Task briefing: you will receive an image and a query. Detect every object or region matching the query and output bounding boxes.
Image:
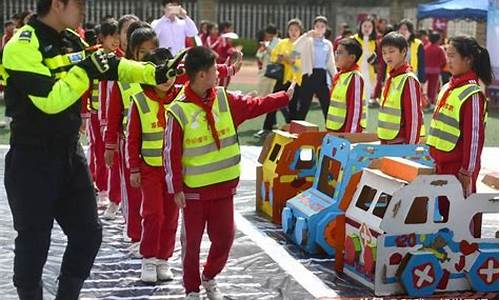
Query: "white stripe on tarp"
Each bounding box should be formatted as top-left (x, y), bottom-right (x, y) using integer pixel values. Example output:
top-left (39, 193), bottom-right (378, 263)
top-left (234, 212), bottom-right (338, 298)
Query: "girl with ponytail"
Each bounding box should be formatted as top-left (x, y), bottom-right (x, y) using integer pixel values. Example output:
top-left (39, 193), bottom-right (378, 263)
top-left (427, 35), bottom-right (493, 237)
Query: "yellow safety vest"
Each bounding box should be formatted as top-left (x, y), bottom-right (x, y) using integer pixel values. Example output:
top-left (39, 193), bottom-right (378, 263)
top-left (326, 70), bottom-right (367, 131)
top-left (409, 39), bottom-right (422, 77)
top-left (88, 79), bottom-right (99, 111)
top-left (427, 83), bottom-right (483, 152)
top-left (377, 72), bottom-right (419, 141)
top-left (133, 90), bottom-right (170, 167)
top-left (167, 87), bottom-right (241, 188)
top-left (352, 34), bottom-right (377, 82)
top-left (117, 82), bottom-right (142, 128)
top-left (0, 63), bottom-right (7, 86)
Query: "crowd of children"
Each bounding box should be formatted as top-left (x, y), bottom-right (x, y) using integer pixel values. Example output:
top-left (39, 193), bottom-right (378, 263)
top-left (28, 3), bottom-right (292, 299)
top-left (0, 2), bottom-right (493, 299)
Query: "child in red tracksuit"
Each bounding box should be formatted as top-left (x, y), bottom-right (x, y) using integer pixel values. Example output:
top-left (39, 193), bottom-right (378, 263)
top-left (427, 36), bottom-right (491, 237)
top-left (104, 27), bottom-right (159, 255)
top-left (164, 46), bottom-right (295, 300)
top-left (326, 38), bottom-right (365, 133)
top-left (377, 32), bottom-right (423, 145)
top-left (103, 17), bottom-right (136, 219)
top-left (127, 48), bottom-right (181, 283)
top-left (101, 78), bottom-right (123, 219)
top-left (86, 20), bottom-right (122, 207)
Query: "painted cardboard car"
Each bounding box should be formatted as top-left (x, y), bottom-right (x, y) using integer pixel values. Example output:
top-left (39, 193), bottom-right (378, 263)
top-left (343, 157), bottom-right (499, 297)
top-left (256, 121), bottom-right (328, 224)
top-left (281, 135), bottom-right (434, 269)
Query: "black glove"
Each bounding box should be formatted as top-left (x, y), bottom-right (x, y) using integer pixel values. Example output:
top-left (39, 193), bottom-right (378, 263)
top-left (155, 49), bottom-right (188, 84)
top-left (77, 49), bottom-right (110, 80)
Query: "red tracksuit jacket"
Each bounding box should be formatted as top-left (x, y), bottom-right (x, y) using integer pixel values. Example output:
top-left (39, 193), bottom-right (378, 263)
top-left (429, 70), bottom-right (485, 176)
top-left (164, 84), bottom-right (289, 200)
top-left (106, 64), bottom-right (236, 150)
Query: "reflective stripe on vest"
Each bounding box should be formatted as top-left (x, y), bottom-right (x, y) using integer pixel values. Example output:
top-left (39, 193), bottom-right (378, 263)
top-left (133, 90), bottom-right (169, 167)
top-left (427, 83), bottom-right (483, 152)
top-left (89, 80), bottom-right (99, 111)
top-left (167, 86), bottom-right (241, 188)
top-left (117, 82), bottom-right (142, 130)
top-left (326, 70), bottom-right (366, 131)
top-left (377, 72), bottom-right (418, 140)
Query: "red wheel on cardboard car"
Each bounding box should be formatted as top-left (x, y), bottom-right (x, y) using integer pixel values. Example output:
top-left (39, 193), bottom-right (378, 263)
top-left (344, 234), bottom-right (361, 265)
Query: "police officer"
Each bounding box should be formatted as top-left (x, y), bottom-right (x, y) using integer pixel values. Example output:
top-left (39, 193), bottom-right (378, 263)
top-left (1, 0), bottom-right (182, 299)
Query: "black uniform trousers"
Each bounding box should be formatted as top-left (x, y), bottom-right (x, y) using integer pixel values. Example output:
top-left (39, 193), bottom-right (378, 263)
top-left (4, 138), bottom-right (102, 299)
top-left (296, 68), bottom-right (330, 121)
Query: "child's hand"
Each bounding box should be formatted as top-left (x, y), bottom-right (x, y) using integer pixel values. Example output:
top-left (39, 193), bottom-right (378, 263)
top-left (130, 172), bottom-right (141, 188)
top-left (104, 149), bottom-right (115, 167)
top-left (286, 82), bottom-right (297, 100)
top-left (307, 30), bottom-right (315, 38)
top-left (457, 170), bottom-right (472, 198)
top-left (174, 192), bottom-right (186, 209)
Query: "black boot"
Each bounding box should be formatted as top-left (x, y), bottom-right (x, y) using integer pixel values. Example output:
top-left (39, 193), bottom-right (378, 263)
top-left (16, 284), bottom-right (42, 300)
top-left (55, 276), bottom-right (85, 300)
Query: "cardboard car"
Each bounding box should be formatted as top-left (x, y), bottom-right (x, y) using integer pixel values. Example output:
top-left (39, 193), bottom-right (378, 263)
top-left (256, 121), bottom-right (328, 224)
top-left (281, 136), bottom-right (434, 270)
top-left (343, 157), bottom-right (499, 297)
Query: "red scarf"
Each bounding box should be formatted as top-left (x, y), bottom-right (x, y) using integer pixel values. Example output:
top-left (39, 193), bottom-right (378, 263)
top-left (381, 63), bottom-right (412, 108)
top-left (185, 84), bottom-right (222, 150)
top-left (434, 70), bottom-right (479, 118)
top-left (143, 86), bottom-right (176, 129)
top-left (332, 64), bottom-right (359, 89)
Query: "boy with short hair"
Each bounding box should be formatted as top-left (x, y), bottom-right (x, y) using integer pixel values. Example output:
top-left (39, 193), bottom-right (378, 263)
top-left (164, 46), bottom-right (295, 300)
top-left (326, 38), bottom-right (366, 133)
top-left (377, 32), bottom-right (423, 144)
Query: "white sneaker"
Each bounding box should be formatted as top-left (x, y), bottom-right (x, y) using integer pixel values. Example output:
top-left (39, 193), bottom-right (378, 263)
top-left (185, 292), bottom-right (200, 300)
top-left (97, 191), bottom-right (109, 209)
top-left (140, 258), bottom-right (157, 283)
top-left (128, 242), bottom-right (142, 258)
top-left (156, 259), bottom-right (174, 281)
top-left (202, 277), bottom-right (224, 300)
top-left (103, 202), bottom-right (119, 220)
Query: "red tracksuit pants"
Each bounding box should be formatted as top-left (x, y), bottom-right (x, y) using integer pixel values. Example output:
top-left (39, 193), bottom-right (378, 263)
top-left (88, 112), bottom-right (108, 192)
top-left (181, 196), bottom-right (235, 293)
top-left (108, 150), bottom-right (121, 205)
top-left (139, 163), bottom-right (179, 259)
top-left (118, 138), bottom-right (142, 242)
top-left (426, 73), bottom-right (441, 105)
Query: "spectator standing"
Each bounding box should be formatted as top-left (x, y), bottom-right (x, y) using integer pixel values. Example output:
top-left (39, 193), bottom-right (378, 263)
top-left (153, 0), bottom-right (198, 55)
top-left (424, 31), bottom-right (447, 111)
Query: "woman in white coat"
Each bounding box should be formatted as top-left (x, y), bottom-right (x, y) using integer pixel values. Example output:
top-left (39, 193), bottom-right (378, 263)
top-left (293, 16), bottom-right (336, 121)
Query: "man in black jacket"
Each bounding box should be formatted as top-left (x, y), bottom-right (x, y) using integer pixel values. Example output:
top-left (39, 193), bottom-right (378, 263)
top-left (2, 0), bottom-right (182, 299)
